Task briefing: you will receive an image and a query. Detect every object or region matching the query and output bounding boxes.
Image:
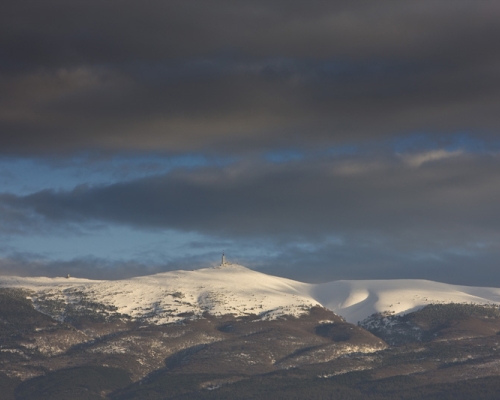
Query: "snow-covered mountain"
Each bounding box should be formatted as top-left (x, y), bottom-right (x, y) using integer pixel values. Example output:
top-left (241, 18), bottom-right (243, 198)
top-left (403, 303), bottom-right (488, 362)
top-left (2, 264), bottom-right (500, 324)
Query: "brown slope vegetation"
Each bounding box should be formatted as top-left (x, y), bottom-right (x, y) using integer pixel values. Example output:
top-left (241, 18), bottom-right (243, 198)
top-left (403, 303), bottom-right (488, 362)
top-left (361, 303), bottom-right (500, 345)
top-left (0, 288), bottom-right (386, 393)
top-left (155, 307), bottom-right (386, 375)
top-left (6, 288), bottom-right (500, 399)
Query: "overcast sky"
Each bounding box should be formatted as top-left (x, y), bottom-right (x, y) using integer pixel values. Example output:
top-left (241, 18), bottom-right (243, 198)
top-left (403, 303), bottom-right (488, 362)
top-left (1, 0), bottom-right (500, 285)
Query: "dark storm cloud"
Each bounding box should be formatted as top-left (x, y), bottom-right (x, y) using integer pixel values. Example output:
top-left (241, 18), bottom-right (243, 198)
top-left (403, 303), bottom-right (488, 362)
top-left (3, 1), bottom-right (498, 66)
top-left (2, 151), bottom-right (500, 284)
top-left (1, 1), bottom-right (500, 155)
top-left (3, 151), bottom-right (500, 242)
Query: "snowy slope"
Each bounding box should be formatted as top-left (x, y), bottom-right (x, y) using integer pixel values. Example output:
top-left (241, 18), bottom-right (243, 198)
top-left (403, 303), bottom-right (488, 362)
top-left (2, 264), bottom-right (500, 324)
top-left (310, 279), bottom-right (500, 323)
top-left (0, 265), bottom-right (317, 324)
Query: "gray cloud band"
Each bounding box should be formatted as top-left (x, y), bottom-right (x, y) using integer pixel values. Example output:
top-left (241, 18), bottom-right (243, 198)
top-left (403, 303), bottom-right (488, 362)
top-left (1, 152), bottom-right (500, 285)
top-left (2, 154), bottom-right (499, 243)
top-left (1, 1), bottom-right (499, 155)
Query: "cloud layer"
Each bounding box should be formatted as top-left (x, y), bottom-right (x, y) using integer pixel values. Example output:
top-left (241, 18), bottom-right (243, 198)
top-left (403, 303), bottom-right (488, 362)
top-left (3, 152), bottom-right (498, 237)
top-left (1, 151), bottom-right (500, 284)
top-left (1, 1), bottom-right (500, 155)
top-left (1, 1), bottom-right (499, 285)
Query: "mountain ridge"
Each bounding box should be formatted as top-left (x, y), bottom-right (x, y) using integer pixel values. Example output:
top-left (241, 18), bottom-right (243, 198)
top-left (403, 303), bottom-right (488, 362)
top-left (3, 268), bottom-right (500, 398)
top-left (1, 264), bottom-right (500, 324)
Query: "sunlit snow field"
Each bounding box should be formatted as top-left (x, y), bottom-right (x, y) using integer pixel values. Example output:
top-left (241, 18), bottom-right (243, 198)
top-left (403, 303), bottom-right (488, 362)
top-left (2, 264), bottom-right (500, 324)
